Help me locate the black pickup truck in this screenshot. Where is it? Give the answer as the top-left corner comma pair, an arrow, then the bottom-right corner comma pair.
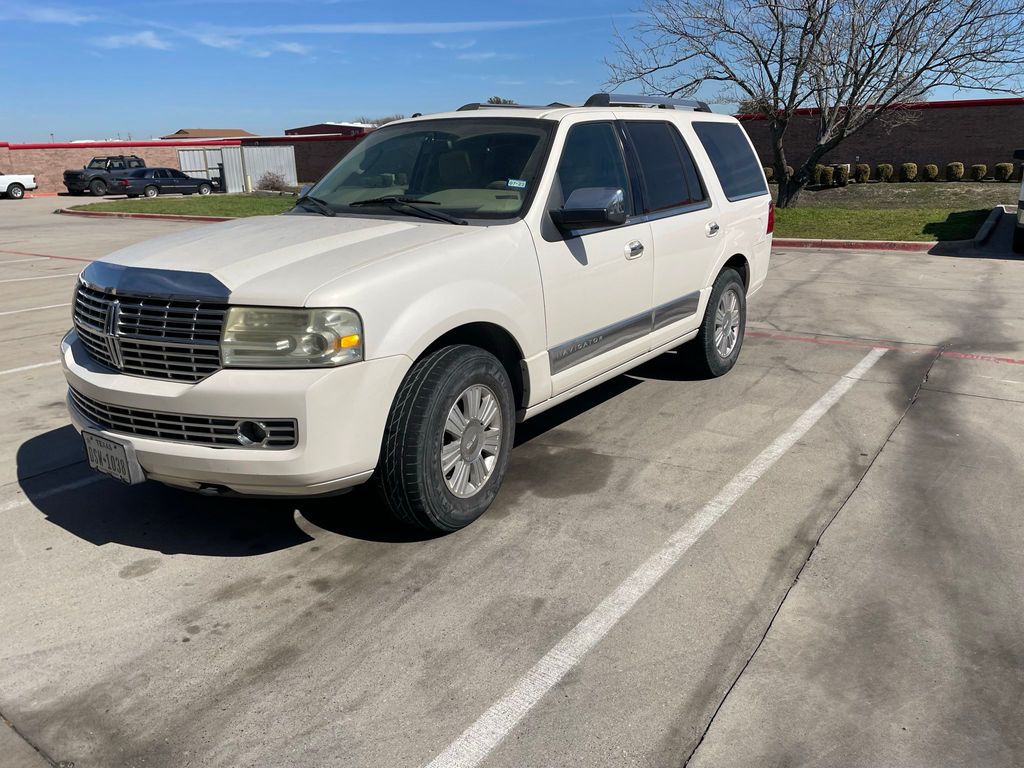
63,155 -> 146,196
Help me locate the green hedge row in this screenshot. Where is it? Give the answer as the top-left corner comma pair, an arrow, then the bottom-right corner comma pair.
764,161 -> 1022,184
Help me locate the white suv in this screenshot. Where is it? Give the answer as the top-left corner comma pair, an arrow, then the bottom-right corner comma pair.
62,94 -> 773,532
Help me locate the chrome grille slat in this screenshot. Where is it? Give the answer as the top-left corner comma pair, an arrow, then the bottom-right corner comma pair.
73,284 -> 227,382
68,387 -> 297,449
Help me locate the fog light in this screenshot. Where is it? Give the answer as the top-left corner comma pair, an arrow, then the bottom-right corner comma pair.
236,420 -> 268,446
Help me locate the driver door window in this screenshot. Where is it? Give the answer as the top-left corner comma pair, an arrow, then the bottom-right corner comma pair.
551,122 -> 632,215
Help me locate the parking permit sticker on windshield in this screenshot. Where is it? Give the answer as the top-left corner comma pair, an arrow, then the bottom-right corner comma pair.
507,178 -> 528,189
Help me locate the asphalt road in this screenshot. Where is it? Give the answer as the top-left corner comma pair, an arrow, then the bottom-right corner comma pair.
2,197 -> 1022,768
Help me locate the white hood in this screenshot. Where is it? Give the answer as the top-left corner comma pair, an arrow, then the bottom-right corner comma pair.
100,213 -> 475,305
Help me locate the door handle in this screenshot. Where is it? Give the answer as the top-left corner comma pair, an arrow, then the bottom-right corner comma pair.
625,240 -> 645,260
706,221 -> 720,237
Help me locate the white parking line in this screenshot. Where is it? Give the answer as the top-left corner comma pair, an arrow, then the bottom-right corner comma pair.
0,273 -> 78,284
0,257 -> 49,265
0,476 -> 103,514
425,347 -> 888,768
0,302 -> 71,317
0,361 -> 60,377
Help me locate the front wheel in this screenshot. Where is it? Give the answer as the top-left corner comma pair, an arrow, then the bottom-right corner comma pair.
197,184 -> 212,195
682,267 -> 747,378
6,183 -> 25,200
89,179 -> 107,196
376,345 -> 515,532
143,185 -> 159,198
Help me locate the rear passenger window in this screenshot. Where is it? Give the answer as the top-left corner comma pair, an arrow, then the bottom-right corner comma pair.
622,122 -> 705,213
692,122 -> 768,201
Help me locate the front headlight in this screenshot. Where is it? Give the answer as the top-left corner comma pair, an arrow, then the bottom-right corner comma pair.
221,307 -> 363,368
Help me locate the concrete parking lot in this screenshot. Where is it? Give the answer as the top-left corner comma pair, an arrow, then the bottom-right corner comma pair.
2,196 -> 1023,768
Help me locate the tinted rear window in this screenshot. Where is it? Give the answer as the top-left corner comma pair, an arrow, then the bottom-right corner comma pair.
622,121 -> 706,212
692,122 -> 768,201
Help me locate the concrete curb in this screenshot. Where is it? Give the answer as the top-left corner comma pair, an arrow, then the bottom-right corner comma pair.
771,237 -> 939,252
57,207 -> 232,223
973,205 -> 1008,246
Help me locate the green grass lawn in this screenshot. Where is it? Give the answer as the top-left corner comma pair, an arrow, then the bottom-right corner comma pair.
70,182 -> 1016,241
70,194 -> 295,218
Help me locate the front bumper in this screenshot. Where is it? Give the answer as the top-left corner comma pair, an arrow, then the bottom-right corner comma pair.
61,331 -> 412,496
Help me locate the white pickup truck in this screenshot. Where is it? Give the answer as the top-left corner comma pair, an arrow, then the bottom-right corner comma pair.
1,173 -> 37,199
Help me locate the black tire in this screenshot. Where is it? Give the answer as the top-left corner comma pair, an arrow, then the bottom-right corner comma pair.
197,184 -> 212,196
127,194 -> 139,198
682,267 -> 747,378
1013,226 -> 1024,254
143,185 -> 159,198
7,183 -> 25,200
377,345 -> 515,532
89,179 -> 107,196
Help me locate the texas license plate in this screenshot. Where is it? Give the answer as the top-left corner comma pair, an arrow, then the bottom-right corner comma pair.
82,429 -> 145,485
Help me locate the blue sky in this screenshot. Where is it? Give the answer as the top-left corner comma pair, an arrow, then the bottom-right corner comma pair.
0,0 -> 639,141
0,0 -> 1008,143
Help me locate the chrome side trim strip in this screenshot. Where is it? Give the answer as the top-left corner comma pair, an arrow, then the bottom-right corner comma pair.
549,290 -> 701,374
652,291 -> 700,331
80,262 -> 230,300
549,311 -> 651,375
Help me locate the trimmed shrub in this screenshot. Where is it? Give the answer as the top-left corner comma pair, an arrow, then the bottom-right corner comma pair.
813,164 -> 827,185
970,164 -> 987,181
900,162 -> 918,182
763,166 -> 774,181
876,163 -> 894,182
946,162 -> 964,181
994,162 -> 1014,182
922,164 -> 939,182
819,166 -> 834,186
835,165 -> 850,187
854,163 -> 871,184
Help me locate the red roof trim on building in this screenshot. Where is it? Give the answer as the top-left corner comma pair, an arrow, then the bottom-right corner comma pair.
3,132 -> 369,151
736,96 -> 1024,121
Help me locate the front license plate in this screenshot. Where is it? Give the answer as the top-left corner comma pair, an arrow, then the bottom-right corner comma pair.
82,429 -> 145,485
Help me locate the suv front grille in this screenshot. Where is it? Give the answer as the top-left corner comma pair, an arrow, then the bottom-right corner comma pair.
68,387 -> 298,449
73,284 -> 227,382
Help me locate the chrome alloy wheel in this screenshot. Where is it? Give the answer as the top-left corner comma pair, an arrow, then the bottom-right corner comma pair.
714,288 -> 741,358
441,384 -> 503,499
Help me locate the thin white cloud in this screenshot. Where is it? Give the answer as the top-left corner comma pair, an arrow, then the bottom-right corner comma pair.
496,79 -> 525,86
458,51 -> 497,61
193,31 -> 242,50
274,41 -> 312,55
95,30 -> 173,50
0,3 -> 94,24
432,39 -> 476,50
224,19 -> 580,36
548,79 -> 578,86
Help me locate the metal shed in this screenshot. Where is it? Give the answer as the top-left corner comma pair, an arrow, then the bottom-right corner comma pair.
177,144 -> 297,193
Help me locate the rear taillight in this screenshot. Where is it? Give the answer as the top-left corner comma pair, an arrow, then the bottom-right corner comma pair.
766,202 -> 775,234
117,179 -> 130,187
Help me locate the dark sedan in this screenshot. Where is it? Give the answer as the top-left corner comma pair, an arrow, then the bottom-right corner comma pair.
111,168 -> 216,198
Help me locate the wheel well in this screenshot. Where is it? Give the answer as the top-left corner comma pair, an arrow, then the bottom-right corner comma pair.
723,254 -> 750,291
423,322 -> 528,408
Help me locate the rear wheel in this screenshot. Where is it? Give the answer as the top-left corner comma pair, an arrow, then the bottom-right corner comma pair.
144,185 -> 159,198
682,267 -> 746,378
89,179 -> 107,196
376,345 -> 515,532
6,183 -> 25,200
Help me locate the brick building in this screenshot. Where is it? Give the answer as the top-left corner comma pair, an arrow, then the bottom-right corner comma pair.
739,97 -> 1024,173
0,133 -> 367,193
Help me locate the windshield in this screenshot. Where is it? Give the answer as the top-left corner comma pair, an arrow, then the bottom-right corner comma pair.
308,118 -> 554,220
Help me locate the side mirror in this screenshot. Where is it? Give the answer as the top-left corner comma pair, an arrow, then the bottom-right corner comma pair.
298,183 -> 313,197
550,187 -> 627,231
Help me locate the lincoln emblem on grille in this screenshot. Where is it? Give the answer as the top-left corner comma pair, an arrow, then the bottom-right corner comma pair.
103,298 -> 124,370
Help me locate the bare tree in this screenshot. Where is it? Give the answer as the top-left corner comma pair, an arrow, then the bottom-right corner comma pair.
353,114 -> 405,126
609,0 -> 1024,206
486,96 -> 518,104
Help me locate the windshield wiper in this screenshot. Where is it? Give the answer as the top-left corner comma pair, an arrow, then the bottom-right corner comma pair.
349,196 -> 467,225
294,194 -> 336,217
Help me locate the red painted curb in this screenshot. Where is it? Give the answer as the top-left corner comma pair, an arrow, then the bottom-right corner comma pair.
58,208 -> 232,223
772,237 -> 939,252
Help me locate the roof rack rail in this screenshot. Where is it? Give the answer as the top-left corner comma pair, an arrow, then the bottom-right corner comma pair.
456,102 -> 550,111
584,93 -> 712,113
